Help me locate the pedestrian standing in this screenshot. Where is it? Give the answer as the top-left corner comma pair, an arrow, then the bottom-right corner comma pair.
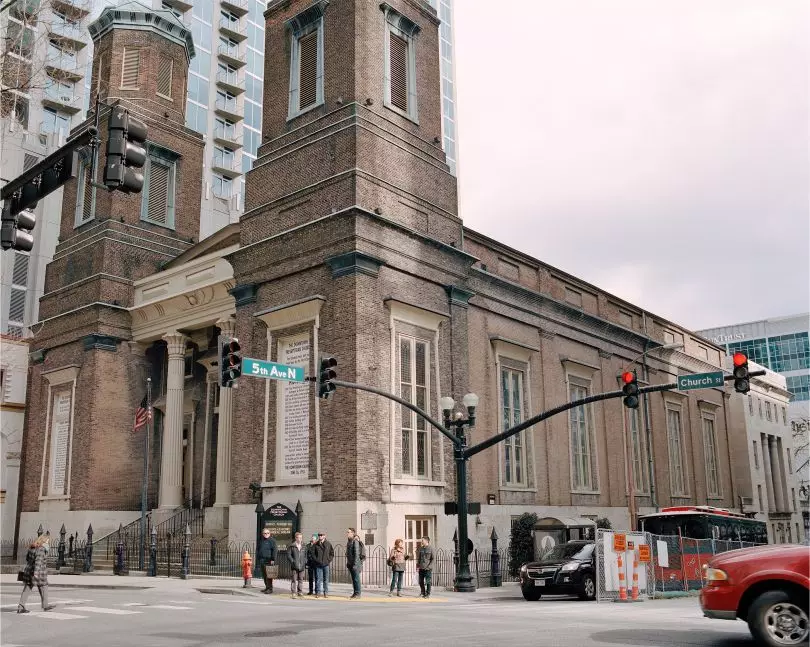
288,532 -> 306,598
241,550 -> 253,588
387,538 -> 409,597
313,532 -> 334,598
346,528 -> 363,599
417,536 -> 435,598
306,534 -> 318,595
257,527 -> 277,594
17,534 -> 54,613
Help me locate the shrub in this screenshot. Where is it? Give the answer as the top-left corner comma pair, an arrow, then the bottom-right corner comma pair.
508,513 -> 538,577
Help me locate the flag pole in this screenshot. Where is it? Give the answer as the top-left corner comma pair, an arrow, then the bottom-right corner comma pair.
139,377 -> 152,571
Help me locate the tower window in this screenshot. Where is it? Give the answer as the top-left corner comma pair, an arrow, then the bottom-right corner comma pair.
121,48 -> 141,89
140,146 -> 178,229
382,6 -> 419,122
287,16 -> 324,119
157,56 -> 173,99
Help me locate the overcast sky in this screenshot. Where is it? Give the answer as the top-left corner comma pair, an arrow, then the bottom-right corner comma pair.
453,0 -> 809,331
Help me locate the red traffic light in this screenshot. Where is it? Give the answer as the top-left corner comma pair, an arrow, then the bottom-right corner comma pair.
733,352 -> 747,367
621,371 -> 635,384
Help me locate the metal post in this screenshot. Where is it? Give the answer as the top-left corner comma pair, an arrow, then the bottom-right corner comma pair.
209,538 -> 217,566
37,523 -> 43,536
452,529 -> 458,570
68,533 -> 74,558
454,440 -> 475,592
57,524 -> 66,569
254,502 -> 264,578
166,531 -> 172,578
83,524 -> 94,573
181,523 -> 191,580
140,378 -> 152,571
490,528 -> 502,587
148,527 -> 157,577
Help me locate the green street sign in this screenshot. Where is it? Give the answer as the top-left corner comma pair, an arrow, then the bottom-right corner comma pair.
244,358 -> 306,383
677,371 -> 725,391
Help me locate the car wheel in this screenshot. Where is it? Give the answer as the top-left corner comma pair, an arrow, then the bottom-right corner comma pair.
578,574 -> 596,601
522,588 -> 542,601
747,590 -> 809,647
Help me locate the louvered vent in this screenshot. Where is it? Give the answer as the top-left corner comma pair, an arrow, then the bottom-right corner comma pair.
147,161 -> 170,224
23,153 -> 39,171
12,253 -> 29,286
389,34 -> 408,111
80,163 -> 93,222
8,288 -> 25,323
121,48 -> 140,88
157,56 -> 173,98
298,31 -> 318,109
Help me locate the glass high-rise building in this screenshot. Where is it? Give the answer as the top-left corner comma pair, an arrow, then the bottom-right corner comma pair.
427,0 -> 457,176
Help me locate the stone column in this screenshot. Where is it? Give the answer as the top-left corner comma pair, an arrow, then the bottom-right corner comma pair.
768,436 -> 785,512
776,438 -> 791,512
159,332 -> 187,510
761,434 -> 776,511
214,317 -> 236,508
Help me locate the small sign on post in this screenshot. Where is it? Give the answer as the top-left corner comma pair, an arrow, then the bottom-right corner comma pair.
613,533 -> 626,552
638,544 -> 651,563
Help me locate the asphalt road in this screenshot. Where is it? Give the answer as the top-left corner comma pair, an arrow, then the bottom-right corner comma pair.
1,584 -> 756,647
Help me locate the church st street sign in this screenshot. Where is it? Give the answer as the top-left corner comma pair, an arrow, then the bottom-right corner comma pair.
677,371 -> 725,391
244,358 -> 306,383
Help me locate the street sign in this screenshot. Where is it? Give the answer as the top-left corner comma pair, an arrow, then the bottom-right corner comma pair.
638,545 -> 651,563
677,371 -> 725,391
613,533 -> 626,552
244,358 -> 306,383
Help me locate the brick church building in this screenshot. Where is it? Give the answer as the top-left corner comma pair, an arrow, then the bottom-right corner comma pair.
19,0 -> 750,552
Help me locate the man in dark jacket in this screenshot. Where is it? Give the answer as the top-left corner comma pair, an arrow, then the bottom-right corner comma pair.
417,536 -> 435,598
346,528 -> 362,599
288,532 -> 306,598
256,527 -> 277,594
312,532 -> 334,598
305,534 -> 318,595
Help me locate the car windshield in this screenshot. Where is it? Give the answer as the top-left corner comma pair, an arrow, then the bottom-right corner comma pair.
544,543 -> 593,561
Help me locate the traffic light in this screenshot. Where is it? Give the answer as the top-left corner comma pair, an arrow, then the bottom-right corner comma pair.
104,107 -> 147,193
1,205 -> 36,252
317,356 -> 337,398
621,371 -> 640,409
732,352 -> 750,394
220,337 -> 242,388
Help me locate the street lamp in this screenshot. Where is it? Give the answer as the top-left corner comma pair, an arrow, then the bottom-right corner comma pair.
619,341 -> 683,517
441,392 -> 479,592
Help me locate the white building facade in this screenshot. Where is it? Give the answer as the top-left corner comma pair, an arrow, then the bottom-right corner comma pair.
1,335 -> 28,544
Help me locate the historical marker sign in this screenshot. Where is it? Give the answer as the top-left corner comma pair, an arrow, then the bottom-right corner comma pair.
259,503 -> 298,551
677,371 -> 725,391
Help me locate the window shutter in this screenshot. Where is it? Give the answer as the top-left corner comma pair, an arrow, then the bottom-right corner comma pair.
23,153 -> 39,171
121,48 -> 140,88
147,161 -> 170,224
298,31 -> 318,109
12,252 -> 29,286
157,56 -> 173,98
8,288 -> 25,323
80,163 -> 93,223
389,33 -> 408,111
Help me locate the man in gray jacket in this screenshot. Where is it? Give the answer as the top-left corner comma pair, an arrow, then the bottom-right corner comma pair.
417,536 -> 435,598
288,532 -> 306,598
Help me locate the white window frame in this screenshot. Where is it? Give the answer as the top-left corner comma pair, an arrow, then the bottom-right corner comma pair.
702,414 -> 721,497
74,159 -> 94,227
382,5 -> 419,122
140,150 -> 177,229
666,405 -> 688,496
501,367 -> 527,487
404,516 -> 433,557
398,334 -> 431,479
568,378 -> 598,493
287,17 -> 324,120
39,366 -> 80,501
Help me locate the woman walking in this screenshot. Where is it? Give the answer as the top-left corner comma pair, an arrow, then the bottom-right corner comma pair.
18,534 -> 54,613
387,538 -> 409,597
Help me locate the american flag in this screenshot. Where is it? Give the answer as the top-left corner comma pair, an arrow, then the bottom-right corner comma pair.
133,394 -> 152,432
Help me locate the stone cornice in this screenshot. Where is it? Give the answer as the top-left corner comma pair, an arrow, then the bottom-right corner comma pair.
326,251 -> 384,278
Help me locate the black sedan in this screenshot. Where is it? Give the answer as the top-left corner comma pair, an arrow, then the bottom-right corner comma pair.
519,540 -> 596,601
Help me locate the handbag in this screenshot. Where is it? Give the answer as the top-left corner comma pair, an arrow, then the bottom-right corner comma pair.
263,564 -> 279,579
17,569 -> 25,582
387,558 -> 394,568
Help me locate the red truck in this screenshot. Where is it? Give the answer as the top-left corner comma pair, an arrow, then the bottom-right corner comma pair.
700,544 -> 809,646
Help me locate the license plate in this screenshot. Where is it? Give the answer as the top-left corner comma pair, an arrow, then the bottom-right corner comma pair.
534,579 -> 546,587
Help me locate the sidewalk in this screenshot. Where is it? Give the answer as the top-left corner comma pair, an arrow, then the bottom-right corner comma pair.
0,572 -> 524,602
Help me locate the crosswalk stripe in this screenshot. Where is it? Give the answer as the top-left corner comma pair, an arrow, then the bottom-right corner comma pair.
121,603 -> 147,607
50,599 -> 94,605
64,606 -> 141,615
32,611 -> 88,620
146,605 -> 193,610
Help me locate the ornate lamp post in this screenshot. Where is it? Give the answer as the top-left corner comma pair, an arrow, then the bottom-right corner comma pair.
440,392 -> 479,593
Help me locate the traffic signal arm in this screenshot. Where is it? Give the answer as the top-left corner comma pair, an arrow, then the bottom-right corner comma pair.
724,370 -> 766,380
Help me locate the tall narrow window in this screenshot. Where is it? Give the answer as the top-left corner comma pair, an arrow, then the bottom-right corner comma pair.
288,14 -> 324,119
667,408 -> 686,496
502,368 -> 526,486
569,381 -> 597,491
140,148 -> 177,228
399,335 -> 430,478
157,56 -> 173,98
75,160 -> 94,225
121,48 -> 140,88
298,31 -> 318,109
384,8 -> 419,121
702,417 -> 720,497
753,441 -> 759,469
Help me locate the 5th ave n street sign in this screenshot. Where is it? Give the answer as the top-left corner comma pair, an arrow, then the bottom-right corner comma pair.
677,371 -> 725,391
244,358 -> 306,383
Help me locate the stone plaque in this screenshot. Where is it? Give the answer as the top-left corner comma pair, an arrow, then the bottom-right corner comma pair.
277,335 -> 310,480
49,389 -> 72,495
360,510 -> 378,531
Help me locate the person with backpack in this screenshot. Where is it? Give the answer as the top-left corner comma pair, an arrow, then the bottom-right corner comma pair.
346,527 -> 365,599
387,538 -> 410,597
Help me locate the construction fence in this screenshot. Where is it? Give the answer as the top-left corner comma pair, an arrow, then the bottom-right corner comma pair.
595,529 -> 762,602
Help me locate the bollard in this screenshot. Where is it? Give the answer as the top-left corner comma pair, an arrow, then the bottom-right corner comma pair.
114,523 -> 129,576
83,524 -> 94,573
616,551 -> 627,601
148,527 -> 157,577
209,537 -> 217,567
630,547 -> 639,601
57,524 -> 66,569
180,523 -> 191,580
489,528 -> 502,587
